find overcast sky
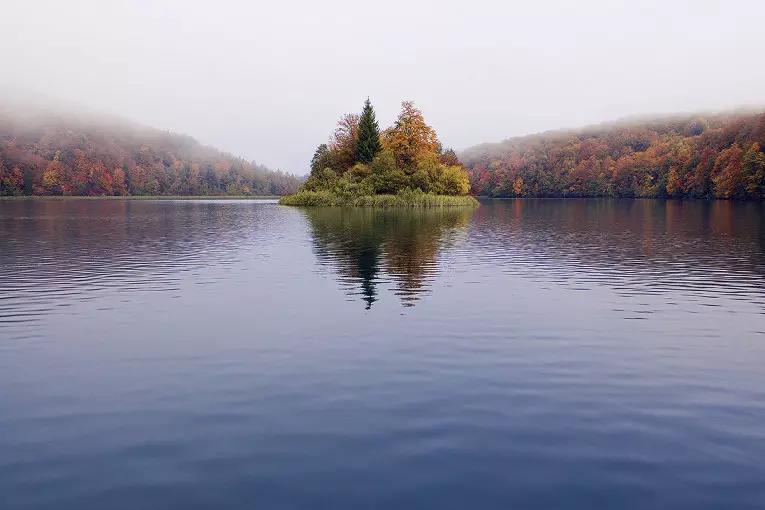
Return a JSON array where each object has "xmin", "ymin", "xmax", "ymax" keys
[{"xmin": 3, "ymin": 0, "xmax": 764, "ymax": 174}]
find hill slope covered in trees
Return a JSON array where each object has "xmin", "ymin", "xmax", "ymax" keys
[
  {"xmin": 0, "ymin": 105, "xmax": 300, "ymax": 197},
  {"xmin": 463, "ymin": 111, "xmax": 765, "ymax": 200}
]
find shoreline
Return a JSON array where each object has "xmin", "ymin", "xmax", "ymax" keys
[
  {"xmin": 0, "ymin": 195, "xmax": 280, "ymax": 201},
  {"xmin": 279, "ymin": 192, "xmax": 479, "ymax": 207}
]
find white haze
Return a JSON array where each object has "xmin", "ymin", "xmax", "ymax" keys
[{"xmin": 2, "ymin": 0, "xmax": 764, "ymax": 174}]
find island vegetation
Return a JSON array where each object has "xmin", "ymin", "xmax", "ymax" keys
[
  {"xmin": 280, "ymin": 100, "xmax": 478, "ymax": 207},
  {"xmin": 463, "ymin": 110, "xmax": 765, "ymax": 200},
  {"xmin": 0, "ymin": 105, "xmax": 301, "ymax": 197}
]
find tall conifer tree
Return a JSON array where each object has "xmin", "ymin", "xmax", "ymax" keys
[{"xmin": 356, "ymin": 98, "xmax": 381, "ymax": 164}]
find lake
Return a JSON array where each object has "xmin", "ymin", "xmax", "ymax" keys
[{"xmin": 1, "ymin": 198, "xmax": 764, "ymax": 509}]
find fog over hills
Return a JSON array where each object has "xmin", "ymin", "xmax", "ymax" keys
[
  {"xmin": 0, "ymin": 98, "xmax": 301, "ymax": 196},
  {"xmin": 3, "ymin": 0, "xmax": 764, "ymax": 175}
]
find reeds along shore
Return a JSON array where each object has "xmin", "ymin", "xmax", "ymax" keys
[{"xmin": 279, "ymin": 190, "xmax": 479, "ymax": 207}]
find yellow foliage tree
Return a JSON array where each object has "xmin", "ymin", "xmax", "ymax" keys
[
  {"xmin": 383, "ymin": 101, "xmax": 441, "ymax": 170},
  {"xmin": 440, "ymin": 166, "xmax": 471, "ymax": 195},
  {"xmin": 513, "ymin": 176, "xmax": 524, "ymax": 196},
  {"xmin": 712, "ymin": 145, "xmax": 744, "ymax": 198},
  {"xmin": 42, "ymin": 160, "xmax": 64, "ymax": 192}
]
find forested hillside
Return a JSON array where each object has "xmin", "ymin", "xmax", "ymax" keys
[
  {"xmin": 0, "ymin": 106, "xmax": 300, "ymax": 196},
  {"xmin": 463, "ymin": 111, "xmax": 765, "ymax": 200}
]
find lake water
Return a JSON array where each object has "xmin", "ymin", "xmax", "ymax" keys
[{"xmin": 1, "ymin": 198, "xmax": 764, "ymax": 509}]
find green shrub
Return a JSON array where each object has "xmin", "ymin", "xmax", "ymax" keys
[{"xmin": 303, "ymin": 168, "xmax": 339, "ymax": 191}]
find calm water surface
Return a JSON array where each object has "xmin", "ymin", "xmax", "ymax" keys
[{"xmin": 1, "ymin": 198, "xmax": 764, "ymax": 509}]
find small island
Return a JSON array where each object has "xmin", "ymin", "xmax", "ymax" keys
[{"xmin": 280, "ymin": 100, "xmax": 478, "ymax": 207}]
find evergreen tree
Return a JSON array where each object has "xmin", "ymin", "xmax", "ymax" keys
[
  {"xmin": 356, "ymin": 98, "xmax": 381, "ymax": 164},
  {"xmin": 310, "ymin": 144, "xmax": 331, "ymax": 175}
]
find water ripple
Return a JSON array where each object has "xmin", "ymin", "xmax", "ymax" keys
[{"xmin": 1, "ymin": 198, "xmax": 764, "ymax": 510}]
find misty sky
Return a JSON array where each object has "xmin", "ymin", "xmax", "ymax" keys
[{"xmin": 3, "ymin": 0, "xmax": 765, "ymax": 174}]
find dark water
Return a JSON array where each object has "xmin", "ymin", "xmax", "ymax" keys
[{"xmin": 1, "ymin": 198, "xmax": 764, "ymax": 509}]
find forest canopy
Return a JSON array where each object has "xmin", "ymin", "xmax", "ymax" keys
[
  {"xmin": 0, "ymin": 106, "xmax": 300, "ymax": 197},
  {"xmin": 281, "ymin": 99, "xmax": 475, "ymax": 207},
  {"xmin": 462, "ymin": 111, "xmax": 765, "ymax": 200}
]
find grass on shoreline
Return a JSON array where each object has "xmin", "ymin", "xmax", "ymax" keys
[
  {"xmin": 279, "ymin": 190, "xmax": 479, "ymax": 207},
  {"xmin": 0, "ymin": 195, "xmax": 280, "ymax": 201}
]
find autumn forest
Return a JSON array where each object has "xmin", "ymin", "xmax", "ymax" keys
[
  {"xmin": 0, "ymin": 108, "xmax": 301, "ymax": 197},
  {"xmin": 463, "ymin": 111, "xmax": 765, "ymax": 200},
  {"xmin": 2, "ymin": 102, "xmax": 765, "ymax": 200}
]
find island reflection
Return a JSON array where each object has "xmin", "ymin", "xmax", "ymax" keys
[{"xmin": 302, "ymin": 207, "xmax": 473, "ymax": 308}]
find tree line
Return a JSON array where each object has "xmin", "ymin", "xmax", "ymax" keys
[
  {"xmin": 463, "ymin": 111, "xmax": 765, "ymax": 200},
  {"xmin": 0, "ymin": 110, "xmax": 301, "ymax": 197}
]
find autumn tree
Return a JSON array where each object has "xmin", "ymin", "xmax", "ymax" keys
[
  {"xmin": 742, "ymin": 143, "xmax": 765, "ymax": 198},
  {"xmin": 329, "ymin": 113, "xmax": 360, "ymax": 173},
  {"xmin": 42, "ymin": 160, "xmax": 65, "ymax": 194},
  {"xmin": 0, "ymin": 154, "xmax": 23, "ymax": 196},
  {"xmin": 513, "ymin": 176, "xmax": 524, "ymax": 196},
  {"xmin": 439, "ymin": 165, "xmax": 471, "ymax": 195},
  {"xmin": 112, "ymin": 167, "xmax": 128, "ymax": 196},
  {"xmin": 439, "ymin": 148, "xmax": 460, "ymax": 166},
  {"xmin": 383, "ymin": 101, "xmax": 441, "ymax": 170},
  {"xmin": 712, "ymin": 145, "xmax": 744, "ymax": 198},
  {"xmin": 356, "ymin": 98, "xmax": 381, "ymax": 164}
]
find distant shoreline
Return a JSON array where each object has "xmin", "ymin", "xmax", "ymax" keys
[{"xmin": 0, "ymin": 195, "xmax": 280, "ymax": 201}]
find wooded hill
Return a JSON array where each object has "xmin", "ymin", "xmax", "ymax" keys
[
  {"xmin": 462, "ymin": 110, "xmax": 765, "ymax": 199},
  {"xmin": 0, "ymin": 105, "xmax": 300, "ymax": 197}
]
